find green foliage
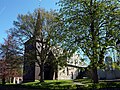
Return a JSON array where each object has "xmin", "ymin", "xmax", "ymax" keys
[
  {"xmin": 56, "ymin": 0, "xmax": 120, "ymax": 83},
  {"xmin": 57, "ymin": 0, "xmax": 120, "ymax": 65},
  {"xmin": 7, "ymin": 8, "xmax": 70, "ymax": 82},
  {"xmin": 112, "ymin": 62, "xmax": 120, "ymax": 70},
  {"xmin": 8, "ymin": 9, "xmax": 56, "ymax": 44}
]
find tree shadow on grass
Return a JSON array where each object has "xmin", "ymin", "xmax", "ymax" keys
[
  {"xmin": 0, "ymin": 81, "xmax": 75, "ymax": 90},
  {"xmin": 36, "ymin": 81, "xmax": 74, "ymax": 89}
]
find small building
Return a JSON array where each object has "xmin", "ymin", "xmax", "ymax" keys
[{"xmin": 57, "ymin": 53, "xmax": 87, "ymax": 80}]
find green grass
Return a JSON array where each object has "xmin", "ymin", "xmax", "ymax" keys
[
  {"xmin": 74, "ymin": 78, "xmax": 92, "ymax": 84},
  {"xmin": 1, "ymin": 79, "xmax": 120, "ymax": 89},
  {"xmin": 74, "ymin": 79, "xmax": 120, "ymax": 89},
  {"xmin": 22, "ymin": 80, "xmax": 76, "ymax": 89}
]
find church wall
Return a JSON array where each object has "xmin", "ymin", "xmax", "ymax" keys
[{"xmin": 57, "ymin": 66, "xmax": 79, "ymax": 80}]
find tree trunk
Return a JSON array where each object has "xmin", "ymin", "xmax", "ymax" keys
[
  {"xmin": 92, "ymin": 66, "xmax": 98, "ymax": 83},
  {"xmin": 40, "ymin": 62, "xmax": 44, "ymax": 82},
  {"xmin": 90, "ymin": 0, "xmax": 99, "ymax": 83},
  {"xmin": 2, "ymin": 77, "xmax": 6, "ymax": 85}
]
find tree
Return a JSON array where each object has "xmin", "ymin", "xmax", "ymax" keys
[
  {"xmin": 34, "ymin": 10, "xmax": 53, "ymax": 82},
  {"xmin": 116, "ymin": 40, "xmax": 120, "ymax": 65},
  {"xmin": 56, "ymin": 0, "xmax": 120, "ymax": 83},
  {"xmin": 0, "ymin": 60, "xmax": 7, "ymax": 85},
  {"xmin": 0, "ymin": 34, "xmax": 23, "ymax": 84},
  {"xmin": 8, "ymin": 8, "xmax": 64, "ymax": 82}
]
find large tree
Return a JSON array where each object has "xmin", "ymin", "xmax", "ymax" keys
[
  {"xmin": 56, "ymin": 0, "xmax": 120, "ymax": 83},
  {"xmin": 0, "ymin": 34, "xmax": 23, "ymax": 84},
  {"xmin": 8, "ymin": 8, "xmax": 65, "ymax": 82}
]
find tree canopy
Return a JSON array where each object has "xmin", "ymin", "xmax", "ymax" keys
[
  {"xmin": 8, "ymin": 8, "xmax": 68, "ymax": 82},
  {"xmin": 0, "ymin": 34, "xmax": 23, "ymax": 84},
  {"xmin": 56, "ymin": 0, "xmax": 120, "ymax": 83}
]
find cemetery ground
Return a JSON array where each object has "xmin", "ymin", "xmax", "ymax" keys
[{"xmin": 1, "ymin": 79, "xmax": 120, "ymax": 90}]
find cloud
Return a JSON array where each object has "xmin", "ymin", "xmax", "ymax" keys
[{"xmin": 0, "ymin": 6, "xmax": 6, "ymax": 15}]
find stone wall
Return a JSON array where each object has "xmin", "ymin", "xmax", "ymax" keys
[{"xmin": 98, "ymin": 69, "xmax": 120, "ymax": 80}]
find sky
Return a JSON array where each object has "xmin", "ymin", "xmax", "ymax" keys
[{"xmin": 0, "ymin": 0, "xmax": 59, "ymax": 43}]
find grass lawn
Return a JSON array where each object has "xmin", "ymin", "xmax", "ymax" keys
[
  {"xmin": 22, "ymin": 79, "xmax": 120, "ymax": 89},
  {"xmin": 22, "ymin": 80, "xmax": 77, "ymax": 89},
  {"xmin": 74, "ymin": 78, "xmax": 120, "ymax": 89},
  {"xmin": 1, "ymin": 79, "xmax": 120, "ymax": 90}
]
